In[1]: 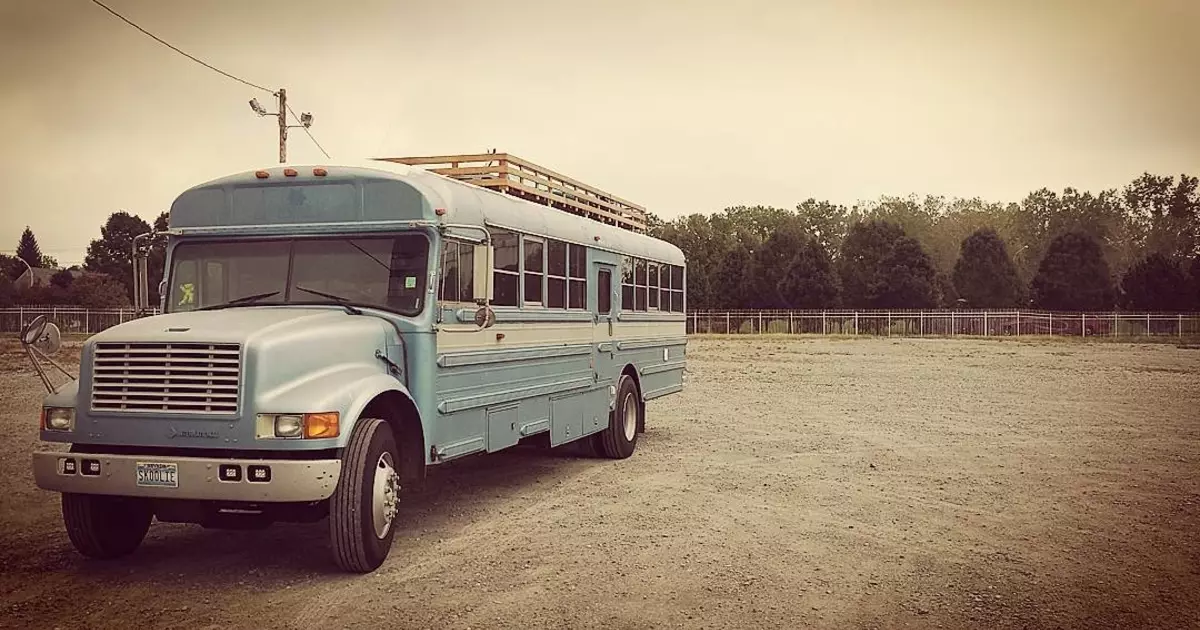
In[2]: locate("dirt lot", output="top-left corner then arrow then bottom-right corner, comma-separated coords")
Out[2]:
1,335 -> 1199,630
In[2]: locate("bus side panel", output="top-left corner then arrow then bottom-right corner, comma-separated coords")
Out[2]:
610,320 -> 687,401
550,389 -> 608,447
625,339 -> 687,400
434,319 -> 595,459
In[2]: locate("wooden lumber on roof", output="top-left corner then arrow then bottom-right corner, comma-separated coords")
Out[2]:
377,152 -> 649,233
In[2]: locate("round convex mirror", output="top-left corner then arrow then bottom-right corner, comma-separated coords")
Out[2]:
19,315 -> 48,346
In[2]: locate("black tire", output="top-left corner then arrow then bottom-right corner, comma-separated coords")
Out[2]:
594,374 -> 642,459
61,493 -> 153,559
329,417 -> 400,573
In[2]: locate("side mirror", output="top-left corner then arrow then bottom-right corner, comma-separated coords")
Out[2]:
472,243 -> 493,303
19,315 -> 72,393
20,315 -> 48,347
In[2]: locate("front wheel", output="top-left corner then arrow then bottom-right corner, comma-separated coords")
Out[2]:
594,374 -> 642,459
329,417 -> 400,573
61,493 -> 153,559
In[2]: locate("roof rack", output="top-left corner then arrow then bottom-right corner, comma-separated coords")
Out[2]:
376,152 -> 648,233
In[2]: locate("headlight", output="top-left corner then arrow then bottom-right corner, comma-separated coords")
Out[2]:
256,412 -> 340,440
43,407 -> 74,432
274,415 -> 304,438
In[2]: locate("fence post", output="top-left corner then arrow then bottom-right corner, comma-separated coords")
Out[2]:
1113,313 -> 1117,338
1016,311 -> 1021,336
85,310 -> 90,335
887,312 -> 891,336
854,312 -> 859,336
758,311 -> 763,335
1081,313 -> 1086,338
920,311 -> 924,336
725,312 -> 730,335
1179,314 -> 1183,338
1049,312 -> 1053,336
984,311 -> 988,337
1146,313 -> 1151,336
951,311 -> 955,336
789,312 -> 793,335
822,311 -> 827,335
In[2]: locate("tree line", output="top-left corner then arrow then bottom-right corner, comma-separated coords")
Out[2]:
648,172 -> 1200,312
0,212 -> 167,309
3,171 -> 1198,313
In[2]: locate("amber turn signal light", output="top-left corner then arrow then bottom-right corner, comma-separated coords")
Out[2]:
304,412 -> 340,439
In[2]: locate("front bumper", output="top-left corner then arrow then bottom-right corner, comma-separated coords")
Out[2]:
32,452 -> 342,502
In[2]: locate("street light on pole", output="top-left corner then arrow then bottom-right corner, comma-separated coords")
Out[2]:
0,251 -> 33,287
249,89 -> 314,164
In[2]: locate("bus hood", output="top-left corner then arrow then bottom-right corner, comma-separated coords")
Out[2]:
87,306 -> 357,346
54,306 -> 400,451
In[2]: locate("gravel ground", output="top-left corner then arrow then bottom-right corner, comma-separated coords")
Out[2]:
1,335 -> 1198,630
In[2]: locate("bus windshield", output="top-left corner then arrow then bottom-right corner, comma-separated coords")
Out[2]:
167,234 -> 430,316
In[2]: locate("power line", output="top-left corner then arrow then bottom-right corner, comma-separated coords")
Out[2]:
89,0 -> 274,94
89,0 -> 333,160
287,103 -> 331,159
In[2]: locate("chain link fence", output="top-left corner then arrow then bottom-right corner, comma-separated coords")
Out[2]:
4,307 -> 1199,340
687,310 -> 1200,339
0,307 -> 161,336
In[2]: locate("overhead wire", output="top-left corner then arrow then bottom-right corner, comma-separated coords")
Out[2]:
287,104 -> 332,159
89,0 -> 333,158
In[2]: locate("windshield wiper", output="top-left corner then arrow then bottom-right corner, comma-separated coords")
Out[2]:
198,290 -> 280,311
294,286 -> 363,315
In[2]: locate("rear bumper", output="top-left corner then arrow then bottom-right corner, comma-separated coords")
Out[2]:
32,452 -> 342,502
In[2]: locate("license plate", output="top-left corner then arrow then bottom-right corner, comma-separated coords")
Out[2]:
136,462 -> 179,488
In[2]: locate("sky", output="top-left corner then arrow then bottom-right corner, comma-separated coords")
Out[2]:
1,0 -> 1198,266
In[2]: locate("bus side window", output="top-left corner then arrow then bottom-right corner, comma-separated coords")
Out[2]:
597,268 -> 611,315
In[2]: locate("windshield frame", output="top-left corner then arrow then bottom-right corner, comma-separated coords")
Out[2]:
164,231 -> 433,318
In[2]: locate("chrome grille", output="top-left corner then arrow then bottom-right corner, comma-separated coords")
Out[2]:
90,342 -> 242,415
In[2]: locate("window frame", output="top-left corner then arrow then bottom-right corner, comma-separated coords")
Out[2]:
165,232 -> 433,317
521,235 -> 545,308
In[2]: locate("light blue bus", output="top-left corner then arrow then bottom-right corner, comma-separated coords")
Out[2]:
30,160 -> 687,572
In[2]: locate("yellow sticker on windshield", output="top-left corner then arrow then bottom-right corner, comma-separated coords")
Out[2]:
178,283 -> 195,305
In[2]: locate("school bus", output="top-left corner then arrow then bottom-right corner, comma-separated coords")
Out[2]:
30,154 -> 687,572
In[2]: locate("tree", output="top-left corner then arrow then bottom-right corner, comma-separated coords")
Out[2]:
16,226 -> 45,269
838,220 -> 905,308
657,213 -> 739,309
0,254 -> 19,281
751,218 -> 838,308
712,241 -> 754,309
952,227 -> 1023,308
793,198 -> 852,257
1120,253 -> 1189,311
0,272 -> 12,307
1030,232 -> 1115,311
870,236 -> 938,308
69,273 -> 131,309
1123,172 -> 1199,261
838,220 -> 936,308
1188,256 -> 1200,311
84,211 -> 167,304
50,269 -> 75,290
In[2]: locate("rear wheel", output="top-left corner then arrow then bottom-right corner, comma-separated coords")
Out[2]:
61,493 -> 153,559
594,374 -> 641,459
329,417 -> 400,573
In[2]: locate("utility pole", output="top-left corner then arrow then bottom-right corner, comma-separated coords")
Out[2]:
249,88 -> 312,164
277,88 -> 287,163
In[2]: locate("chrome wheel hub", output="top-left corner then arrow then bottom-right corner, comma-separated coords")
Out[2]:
372,452 -> 400,539
622,392 -> 637,441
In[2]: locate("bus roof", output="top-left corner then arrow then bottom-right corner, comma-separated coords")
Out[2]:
169,160 -> 684,266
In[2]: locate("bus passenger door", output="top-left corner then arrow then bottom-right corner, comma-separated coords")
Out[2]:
592,264 -> 617,391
